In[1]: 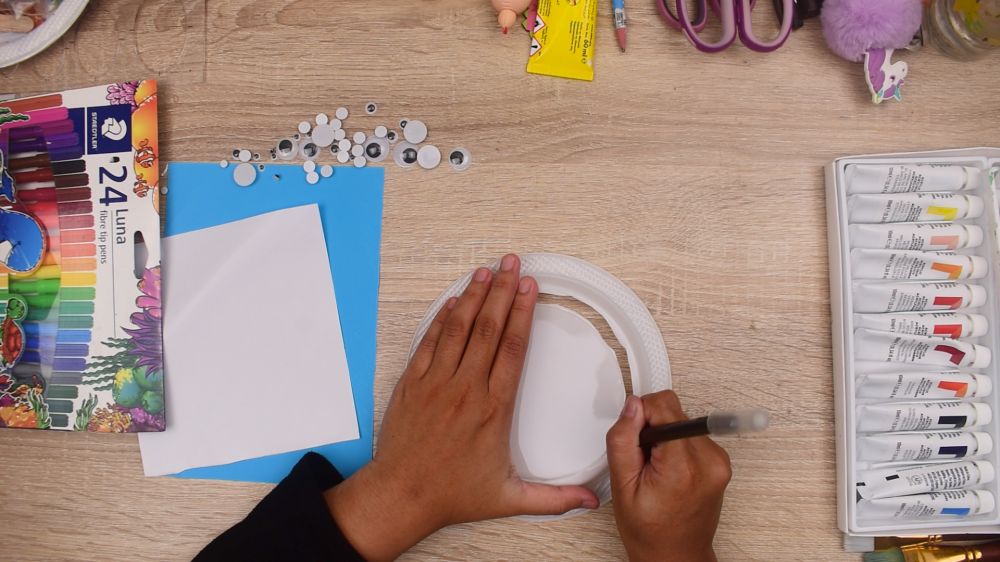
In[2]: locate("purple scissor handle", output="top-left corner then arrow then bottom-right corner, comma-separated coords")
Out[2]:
676,0 -> 794,53
658,0 -> 708,31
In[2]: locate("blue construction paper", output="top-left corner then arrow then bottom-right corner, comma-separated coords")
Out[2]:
163,162 -> 383,483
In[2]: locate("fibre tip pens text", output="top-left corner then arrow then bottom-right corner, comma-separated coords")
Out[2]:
97,208 -> 129,264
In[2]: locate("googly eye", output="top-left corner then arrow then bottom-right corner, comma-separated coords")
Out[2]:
448,148 -> 471,171
300,142 -> 319,161
303,160 -> 317,173
354,156 -> 367,168
306,171 -> 320,185
330,118 -> 343,130
233,162 -> 257,187
399,119 -> 408,129
365,102 -> 378,115
334,128 -> 347,141
311,124 -> 337,148
364,137 -> 390,162
402,120 -> 428,144
277,138 -> 298,160
417,145 -> 441,170
232,149 -> 241,159
386,130 -> 398,143
293,133 -> 301,141
374,125 -> 388,138
335,107 -> 349,120
320,165 -> 334,178
238,149 -> 252,163
393,142 -> 420,169
269,148 -> 277,160
337,151 -> 351,164
353,131 -> 367,144
298,121 -> 312,135
330,144 -> 339,154
219,159 -> 229,168
338,139 -> 352,153
257,163 -> 265,171
253,152 -> 261,161
350,144 -> 364,158
316,113 -> 329,126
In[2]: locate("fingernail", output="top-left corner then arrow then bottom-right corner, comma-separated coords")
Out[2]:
446,297 -> 457,310
518,277 -> 533,294
582,498 -> 599,509
501,254 -> 516,271
474,268 -> 490,283
622,396 -> 638,418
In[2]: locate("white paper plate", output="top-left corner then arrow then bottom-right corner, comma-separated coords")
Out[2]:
410,253 -> 671,520
0,0 -> 89,69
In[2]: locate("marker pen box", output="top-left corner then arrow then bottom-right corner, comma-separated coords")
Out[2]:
827,148 -> 1000,538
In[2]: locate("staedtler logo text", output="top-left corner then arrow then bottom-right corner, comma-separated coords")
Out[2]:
87,104 -> 132,154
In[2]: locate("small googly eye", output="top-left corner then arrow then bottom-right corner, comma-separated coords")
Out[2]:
300,142 -> 319,160
232,149 -> 240,158
253,153 -> 261,161
219,159 -> 229,168
386,130 -> 398,143
336,107 -> 349,120
293,133 -> 301,141
298,121 -> 312,134
365,102 -> 378,114
277,138 -> 298,160
257,164 -> 265,171
316,113 -> 329,125
269,149 -> 277,160
399,119 -> 408,129
330,144 -> 339,154
448,148 -> 471,172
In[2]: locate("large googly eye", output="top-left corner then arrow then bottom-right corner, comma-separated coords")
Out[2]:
402,120 -> 428,144
233,162 -> 257,187
364,137 -> 390,162
393,142 -> 420,169
300,142 -> 319,161
277,138 -> 298,160
448,148 -> 471,171
417,145 -> 441,170
311,124 -> 337,147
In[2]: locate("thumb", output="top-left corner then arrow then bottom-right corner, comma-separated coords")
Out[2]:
512,482 -> 600,516
606,395 -> 646,496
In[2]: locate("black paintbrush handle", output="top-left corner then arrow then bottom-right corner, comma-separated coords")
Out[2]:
639,417 -> 709,449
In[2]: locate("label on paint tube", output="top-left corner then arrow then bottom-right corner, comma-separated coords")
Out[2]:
851,249 -> 987,281
859,431 -> 993,461
849,223 -> 984,251
846,164 -> 982,194
854,313 -> 989,339
857,490 -> 995,520
856,401 -> 992,432
853,282 -> 987,313
847,193 -> 984,224
857,372 -> 992,399
854,329 -> 992,369
857,460 -> 995,500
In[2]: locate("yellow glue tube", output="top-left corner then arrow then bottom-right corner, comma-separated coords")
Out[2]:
527,0 -> 597,81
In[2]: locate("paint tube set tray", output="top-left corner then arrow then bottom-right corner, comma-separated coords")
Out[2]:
826,148 -> 1000,536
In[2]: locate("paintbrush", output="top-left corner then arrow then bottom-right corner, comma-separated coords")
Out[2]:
864,540 -> 1000,562
845,535 -> 1000,553
639,409 -> 770,448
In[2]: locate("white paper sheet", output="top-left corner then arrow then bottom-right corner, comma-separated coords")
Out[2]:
138,205 -> 360,476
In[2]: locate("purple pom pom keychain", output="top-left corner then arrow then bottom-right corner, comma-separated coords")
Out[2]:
820,0 -> 924,104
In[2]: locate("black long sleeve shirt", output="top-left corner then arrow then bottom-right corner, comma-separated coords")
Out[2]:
195,452 -> 365,561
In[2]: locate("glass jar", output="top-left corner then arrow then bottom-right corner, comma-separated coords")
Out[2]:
924,0 -> 1000,60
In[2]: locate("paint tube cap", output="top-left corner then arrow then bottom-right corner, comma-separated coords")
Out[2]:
972,402 -> 993,426
965,225 -> 985,248
974,461 -> 996,485
974,374 -> 994,398
974,432 -> 993,456
969,314 -> 990,338
969,285 -> 988,308
972,345 -> 993,369
965,167 -> 985,190
975,490 -> 995,515
969,256 -> 990,279
966,195 -> 985,219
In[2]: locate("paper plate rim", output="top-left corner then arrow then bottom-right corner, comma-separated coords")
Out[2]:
0,0 -> 90,70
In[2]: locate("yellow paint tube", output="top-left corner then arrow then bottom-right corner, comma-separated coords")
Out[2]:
527,0 -> 597,81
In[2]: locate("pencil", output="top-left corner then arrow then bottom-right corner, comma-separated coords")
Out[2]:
639,409 -> 770,449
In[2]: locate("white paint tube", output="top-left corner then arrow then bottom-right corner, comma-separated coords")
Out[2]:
856,372 -> 992,400
847,193 -> 984,223
851,249 -> 988,281
852,282 -> 987,313
849,223 -> 984,251
858,431 -> 993,462
856,460 -> 995,500
857,490 -> 995,520
846,164 -> 983,194
854,329 -> 992,369
854,312 -> 989,339
856,401 -> 992,432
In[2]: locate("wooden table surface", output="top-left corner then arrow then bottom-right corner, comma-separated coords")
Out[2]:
2,1 -> 998,560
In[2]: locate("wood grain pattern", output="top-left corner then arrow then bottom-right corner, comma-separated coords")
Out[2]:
1,1 -> 998,560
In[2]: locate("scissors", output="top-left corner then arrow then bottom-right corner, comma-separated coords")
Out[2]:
658,0 -> 794,53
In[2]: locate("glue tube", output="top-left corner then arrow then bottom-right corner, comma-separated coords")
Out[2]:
851,249 -> 988,281
856,401 -> 992,432
854,312 -> 989,339
846,164 -> 984,194
854,329 -> 992,369
858,490 -> 995,520
856,372 -> 993,399
849,223 -> 984,251
526,0 -> 597,81
857,460 -> 996,500
847,193 -> 984,223
858,431 -> 993,461
853,282 -> 987,313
